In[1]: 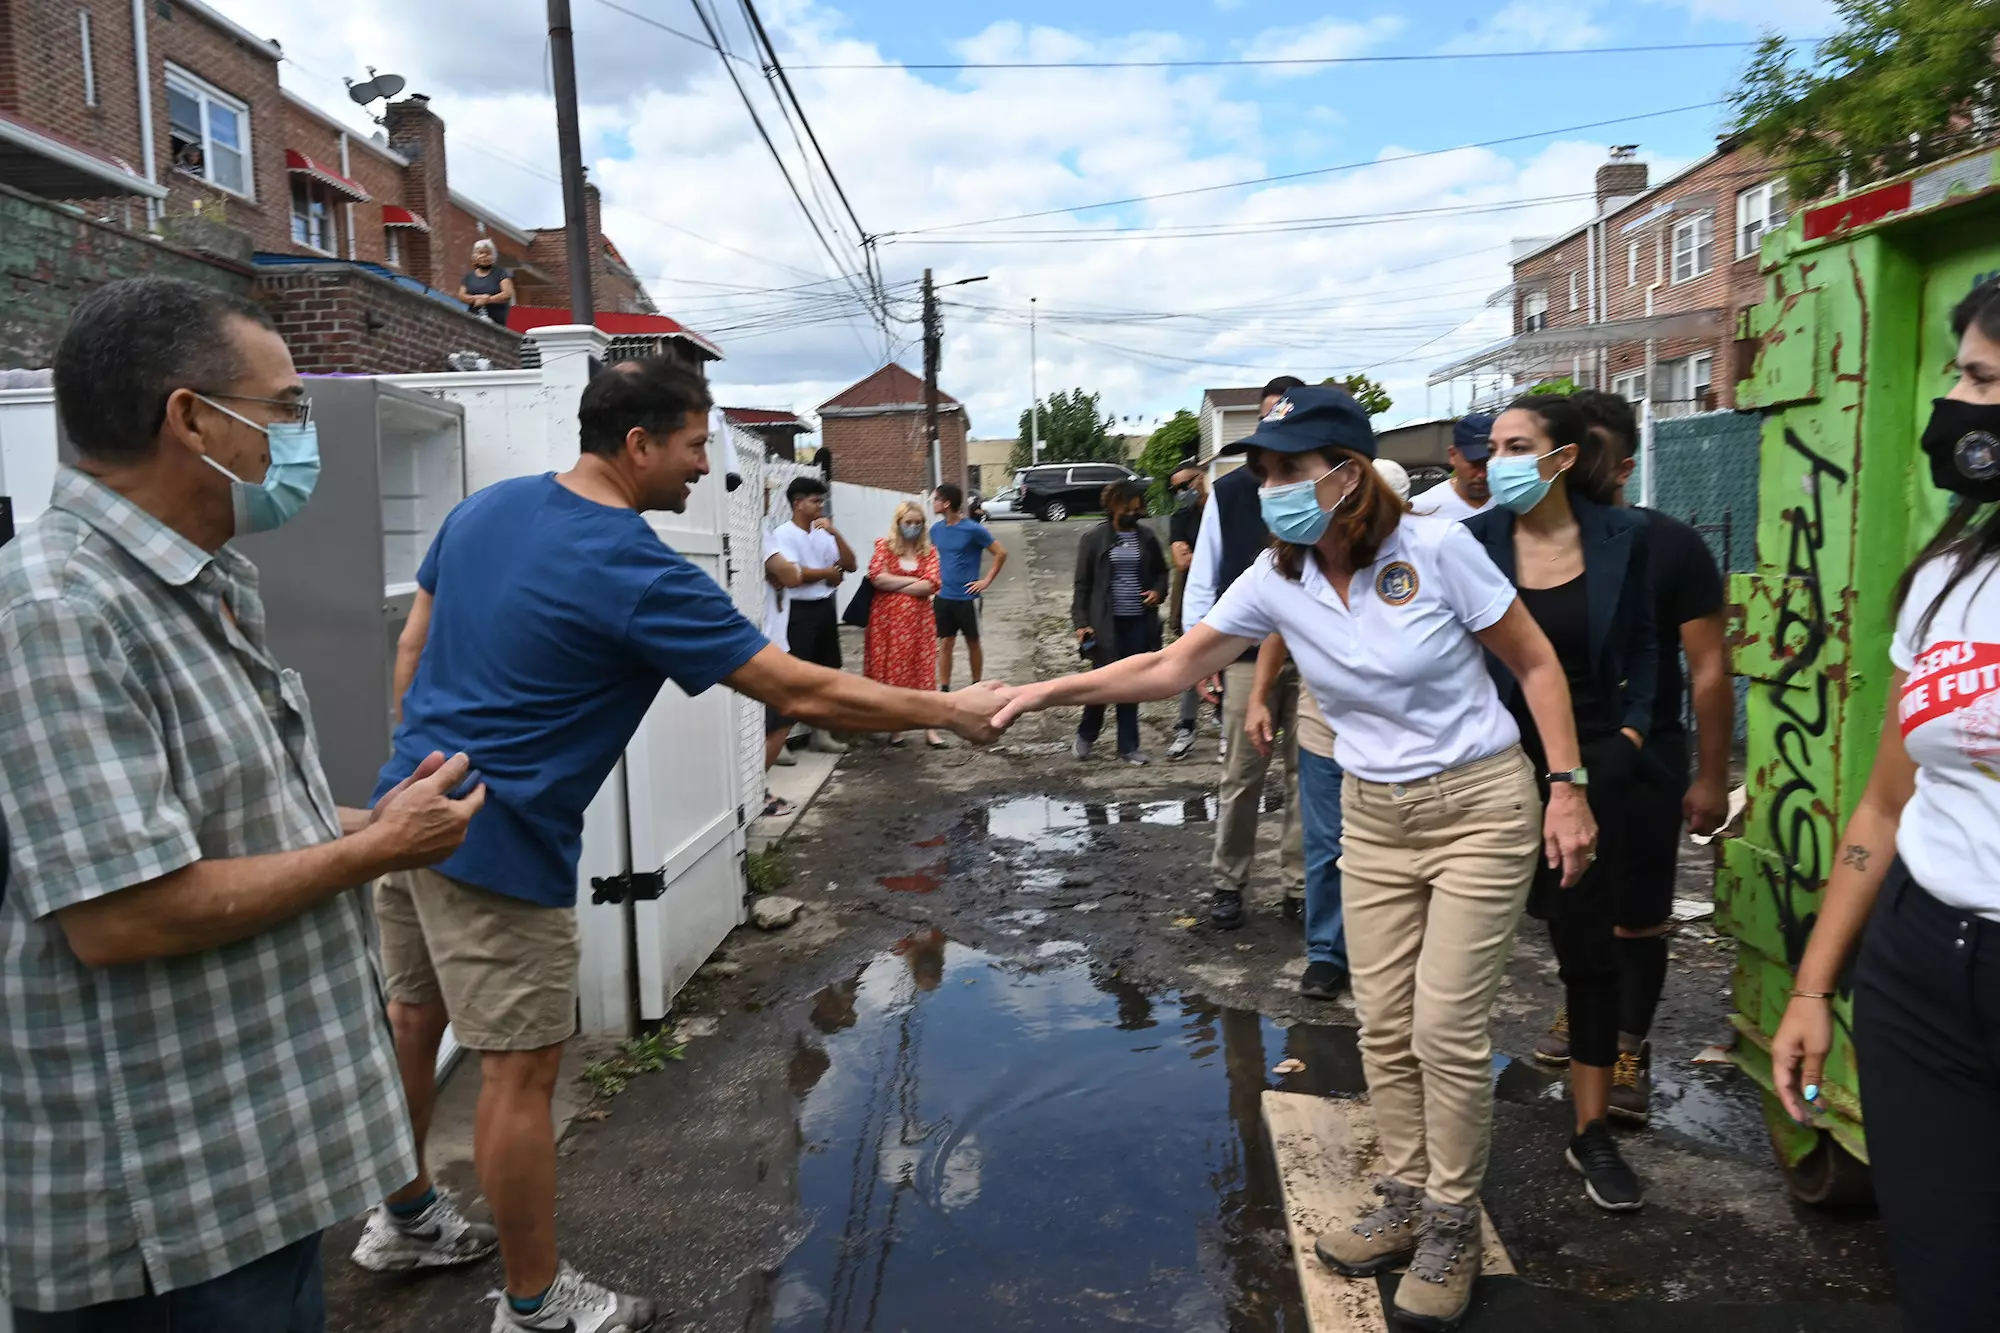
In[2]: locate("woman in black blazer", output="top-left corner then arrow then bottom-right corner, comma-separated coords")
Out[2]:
1463,393 -> 1657,1215
1071,479 -> 1170,763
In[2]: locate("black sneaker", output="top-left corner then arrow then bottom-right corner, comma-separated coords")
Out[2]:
1209,888 -> 1245,930
1299,961 -> 1348,999
1567,1119 -> 1645,1212
1281,896 -> 1303,923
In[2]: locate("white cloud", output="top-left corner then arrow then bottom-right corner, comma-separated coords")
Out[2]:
1440,1 -> 1610,55
1242,15 -> 1405,77
213,0 -> 1663,430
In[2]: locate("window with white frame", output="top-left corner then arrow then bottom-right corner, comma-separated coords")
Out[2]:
1671,213 -> 1714,282
1569,271 -> 1580,311
165,66 -> 251,196
1657,352 -> 1715,405
289,178 -> 339,253
1689,352 -> 1714,404
1736,180 -> 1788,259
1612,369 -> 1647,401
384,226 -> 403,268
1627,240 -> 1639,286
1523,288 -> 1549,332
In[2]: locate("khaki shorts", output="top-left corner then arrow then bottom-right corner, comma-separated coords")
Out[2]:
375,867 -> 580,1052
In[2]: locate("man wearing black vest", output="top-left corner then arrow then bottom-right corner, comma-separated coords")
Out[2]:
1181,376 -> 1306,929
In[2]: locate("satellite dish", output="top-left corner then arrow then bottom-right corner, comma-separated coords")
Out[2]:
345,69 -> 407,105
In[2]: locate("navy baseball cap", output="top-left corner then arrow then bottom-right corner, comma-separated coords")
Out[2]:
1223,385 -> 1376,461
1453,414 -> 1495,461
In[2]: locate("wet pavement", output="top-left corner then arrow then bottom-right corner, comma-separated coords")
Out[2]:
325,517 -> 1902,1332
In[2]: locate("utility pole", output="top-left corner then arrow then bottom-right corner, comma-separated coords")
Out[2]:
923,268 -> 942,491
1030,296 -> 1041,463
548,0 -> 593,323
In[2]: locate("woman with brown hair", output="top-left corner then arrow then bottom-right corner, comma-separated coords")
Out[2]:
863,501 -> 945,748
993,385 -> 1595,1332
1463,394 -> 1658,1214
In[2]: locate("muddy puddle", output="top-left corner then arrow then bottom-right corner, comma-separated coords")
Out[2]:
768,934 -> 1359,1331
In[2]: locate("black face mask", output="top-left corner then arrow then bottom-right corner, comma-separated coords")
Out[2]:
1921,398 -> 2000,502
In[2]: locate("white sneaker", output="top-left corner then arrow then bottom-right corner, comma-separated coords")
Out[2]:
351,1191 -> 498,1272
491,1262 -> 659,1332
809,730 -> 849,754
1166,727 -> 1195,760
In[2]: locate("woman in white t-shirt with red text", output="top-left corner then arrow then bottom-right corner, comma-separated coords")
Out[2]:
994,385 -> 1595,1332
1772,276 -> 2000,1333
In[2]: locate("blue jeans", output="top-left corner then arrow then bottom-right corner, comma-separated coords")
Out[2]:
1299,748 -> 1348,969
1078,615 -> 1150,756
12,1233 -> 324,1333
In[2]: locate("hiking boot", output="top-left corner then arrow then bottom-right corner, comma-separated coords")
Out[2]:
491,1261 -> 658,1333
1167,726 -> 1196,760
1608,1041 -> 1652,1126
1532,1007 -> 1571,1065
1299,961 -> 1348,1000
1392,1198 -> 1483,1331
1209,887 -> 1245,930
1313,1176 -> 1422,1276
1567,1119 -> 1646,1212
351,1190 -> 497,1272
1073,735 -> 1094,761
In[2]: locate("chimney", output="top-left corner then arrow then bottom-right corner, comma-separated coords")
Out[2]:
386,95 -> 452,291
583,181 -> 608,313
1596,145 -> 1648,215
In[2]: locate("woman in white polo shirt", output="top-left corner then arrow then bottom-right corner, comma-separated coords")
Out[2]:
995,385 -> 1595,1332
1771,277 -> 2000,1333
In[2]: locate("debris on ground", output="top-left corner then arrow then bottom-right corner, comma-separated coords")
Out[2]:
1672,897 -> 1717,923
578,1031 -> 687,1098
1273,1058 -> 1306,1075
751,895 -> 806,930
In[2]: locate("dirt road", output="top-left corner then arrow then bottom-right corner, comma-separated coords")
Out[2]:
326,516 -> 1895,1332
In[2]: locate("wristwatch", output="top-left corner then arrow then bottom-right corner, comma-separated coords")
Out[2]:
1547,767 -> 1590,789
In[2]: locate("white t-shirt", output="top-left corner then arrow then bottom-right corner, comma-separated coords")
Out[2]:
1890,553 -> 2000,919
771,521 -> 839,601
762,530 -> 791,644
1205,516 -> 1521,783
1409,480 -> 1492,522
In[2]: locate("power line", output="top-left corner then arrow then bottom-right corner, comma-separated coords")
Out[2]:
881,100 -> 1726,237
790,38 -> 1792,72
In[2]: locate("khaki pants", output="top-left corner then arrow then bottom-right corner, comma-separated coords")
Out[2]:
1213,661 -> 1303,895
1339,746 -> 1541,1206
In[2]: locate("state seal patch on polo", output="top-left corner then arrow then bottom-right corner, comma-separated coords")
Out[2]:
1376,561 -> 1419,605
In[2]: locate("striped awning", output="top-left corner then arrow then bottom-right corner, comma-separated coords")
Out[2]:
283,149 -> 369,202
381,205 -> 431,232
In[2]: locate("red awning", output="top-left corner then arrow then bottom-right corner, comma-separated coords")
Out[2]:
381,205 -> 431,232
508,305 -> 723,360
283,148 -> 370,202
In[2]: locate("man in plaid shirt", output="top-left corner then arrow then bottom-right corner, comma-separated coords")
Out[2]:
0,279 -> 488,1331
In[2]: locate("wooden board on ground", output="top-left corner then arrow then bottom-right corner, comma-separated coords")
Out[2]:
1263,1090 -> 1515,1333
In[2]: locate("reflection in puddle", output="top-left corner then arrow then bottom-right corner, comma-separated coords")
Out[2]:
878,861 -> 947,893
782,937 -> 1346,1330
1492,1049 -> 1764,1155
975,791 -> 1289,852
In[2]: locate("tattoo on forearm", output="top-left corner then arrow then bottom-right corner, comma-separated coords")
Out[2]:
1841,844 -> 1872,874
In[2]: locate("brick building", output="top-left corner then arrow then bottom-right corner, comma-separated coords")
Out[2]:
1431,141 -> 1790,413
817,364 -> 967,494
1,0 -> 710,375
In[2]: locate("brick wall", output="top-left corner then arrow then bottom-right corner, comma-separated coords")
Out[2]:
3,0 -> 141,162
0,179 -> 251,366
148,3 -> 286,252
821,409 -> 966,493
385,95 -> 451,291
255,264 -> 521,376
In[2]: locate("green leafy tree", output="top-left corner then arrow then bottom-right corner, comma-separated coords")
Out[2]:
1011,388 -> 1122,468
1528,375 -> 1579,396
1731,0 -> 2000,203
1323,373 -> 1394,417
1136,409 -> 1202,511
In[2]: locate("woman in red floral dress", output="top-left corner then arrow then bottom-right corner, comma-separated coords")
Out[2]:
865,501 -> 945,747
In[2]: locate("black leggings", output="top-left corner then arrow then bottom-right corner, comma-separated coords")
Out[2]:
1535,734 -> 1637,1070
1854,861 -> 2000,1333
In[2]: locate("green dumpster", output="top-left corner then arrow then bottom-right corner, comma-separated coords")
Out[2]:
1721,144 -> 2000,1206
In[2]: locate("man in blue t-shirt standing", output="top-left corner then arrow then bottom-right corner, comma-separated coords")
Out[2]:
371,360 -> 1008,1333
929,482 -> 1006,690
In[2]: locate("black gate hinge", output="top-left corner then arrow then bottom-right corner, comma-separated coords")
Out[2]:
590,870 -> 667,904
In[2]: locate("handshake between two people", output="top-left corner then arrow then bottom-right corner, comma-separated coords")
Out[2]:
931,678 -> 1071,745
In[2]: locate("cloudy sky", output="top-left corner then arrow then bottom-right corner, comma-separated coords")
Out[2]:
213,0 -> 1833,435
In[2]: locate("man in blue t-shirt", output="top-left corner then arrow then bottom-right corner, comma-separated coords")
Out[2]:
370,359 -> 1008,1333
929,482 -> 1007,689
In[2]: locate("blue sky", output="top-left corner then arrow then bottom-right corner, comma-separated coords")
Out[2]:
232,0 -> 1833,431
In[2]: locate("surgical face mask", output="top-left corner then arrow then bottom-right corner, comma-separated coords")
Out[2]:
1921,398 -> 2000,503
194,395 -> 321,535
899,521 -> 924,540
1486,449 -> 1568,514
1258,462 -> 1349,545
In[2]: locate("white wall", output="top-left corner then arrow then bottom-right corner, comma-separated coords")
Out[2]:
0,383 -> 60,526
830,480 -> 922,618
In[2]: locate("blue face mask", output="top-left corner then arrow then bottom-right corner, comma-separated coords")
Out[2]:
1486,449 -> 1569,514
1258,462 -> 1349,545
195,396 -> 321,535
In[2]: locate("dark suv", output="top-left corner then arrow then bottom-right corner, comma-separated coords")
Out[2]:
1015,462 -> 1143,522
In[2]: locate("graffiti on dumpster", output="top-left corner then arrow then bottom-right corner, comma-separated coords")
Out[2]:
1759,427 -> 1851,968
